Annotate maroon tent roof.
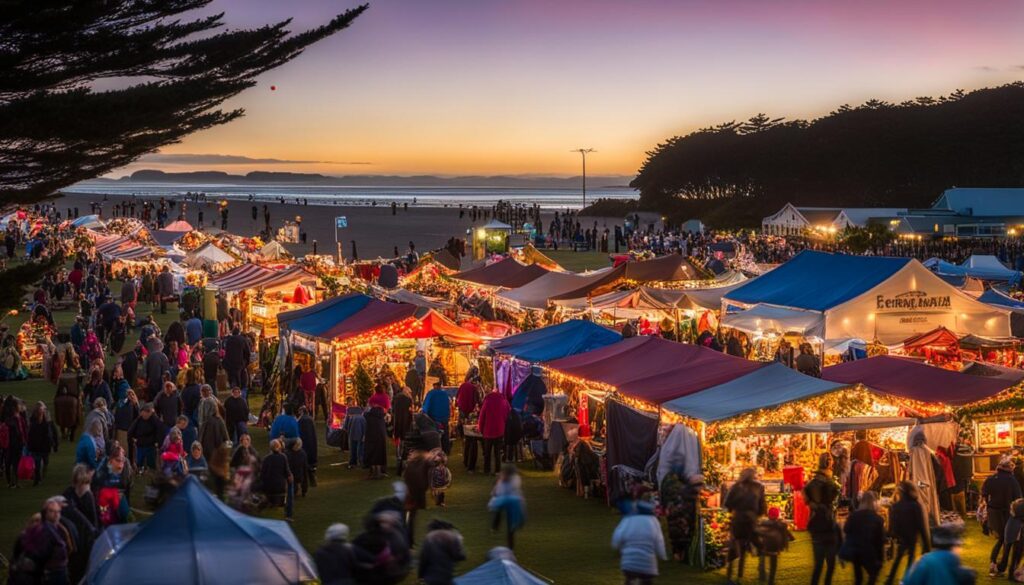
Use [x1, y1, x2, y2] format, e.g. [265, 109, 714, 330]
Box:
[453, 257, 550, 288]
[821, 356, 1013, 406]
[623, 254, 710, 282]
[322, 299, 418, 343]
[544, 335, 765, 404]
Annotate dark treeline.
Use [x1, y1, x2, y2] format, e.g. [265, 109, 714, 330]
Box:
[630, 82, 1024, 228]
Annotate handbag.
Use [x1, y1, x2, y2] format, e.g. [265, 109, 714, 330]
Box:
[17, 452, 36, 481]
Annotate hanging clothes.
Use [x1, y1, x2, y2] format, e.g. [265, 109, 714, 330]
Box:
[657, 424, 701, 487]
[908, 429, 941, 525]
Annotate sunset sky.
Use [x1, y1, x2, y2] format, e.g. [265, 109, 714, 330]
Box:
[123, 0, 1024, 178]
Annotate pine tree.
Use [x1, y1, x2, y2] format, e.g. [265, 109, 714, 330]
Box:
[0, 1, 367, 307]
[352, 361, 374, 406]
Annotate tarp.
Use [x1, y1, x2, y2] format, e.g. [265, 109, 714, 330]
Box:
[407, 310, 483, 345]
[926, 255, 1022, 284]
[149, 229, 187, 247]
[606, 399, 659, 501]
[958, 334, 1017, 350]
[902, 326, 960, 351]
[71, 214, 105, 230]
[487, 320, 621, 363]
[744, 416, 942, 436]
[454, 559, 548, 585]
[84, 476, 316, 585]
[386, 288, 448, 310]
[724, 251, 910, 311]
[961, 361, 1024, 383]
[431, 248, 461, 271]
[496, 268, 618, 310]
[183, 242, 236, 269]
[721, 304, 825, 337]
[661, 363, 847, 422]
[260, 240, 291, 260]
[453, 257, 550, 289]
[163, 219, 194, 232]
[979, 289, 1024, 310]
[209, 263, 277, 292]
[821, 355, 1014, 406]
[622, 254, 711, 282]
[279, 293, 417, 343]
[545, 336, 764, 404]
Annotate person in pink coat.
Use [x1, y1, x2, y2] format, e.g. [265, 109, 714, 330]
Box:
[477, 389, 510, 475]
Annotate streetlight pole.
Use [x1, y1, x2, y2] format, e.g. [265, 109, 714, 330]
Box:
[571, 148, 595, 208]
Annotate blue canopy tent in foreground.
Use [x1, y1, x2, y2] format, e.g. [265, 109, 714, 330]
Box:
[487, 319, 622, 363]
[661, 363, 848, 423]
[979, 288, 1024, 310]
[454, 558, 549, 585]
[85, 476, 317, 584]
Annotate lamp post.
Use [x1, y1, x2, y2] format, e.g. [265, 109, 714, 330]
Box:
[571, 148, 595, 208]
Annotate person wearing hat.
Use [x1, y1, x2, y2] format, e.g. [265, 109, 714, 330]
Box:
[315, 523, 356, 585]
[903, 524, 976, 585]
[612, 496, 667, 585]
[984, 456, 1023, 577]
[755, 507, 794, 585]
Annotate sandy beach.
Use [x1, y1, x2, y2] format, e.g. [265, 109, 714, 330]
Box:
[57, 192, 629, 261]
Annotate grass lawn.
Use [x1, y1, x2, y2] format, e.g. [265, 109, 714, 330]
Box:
[543, 249, 612, 273]
[0, 271, 998, 583]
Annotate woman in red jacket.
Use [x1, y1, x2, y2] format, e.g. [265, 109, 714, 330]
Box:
[477, 389, 510, 475]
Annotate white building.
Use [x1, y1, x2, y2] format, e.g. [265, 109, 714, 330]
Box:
[761, 203, 907, 236]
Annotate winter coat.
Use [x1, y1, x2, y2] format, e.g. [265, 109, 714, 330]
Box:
[477, 392, 510, 440]
[803, 472, 840, 543]
[417, 529, 466, 585]
[27, 417, 58, 454]
[127, 415, 164, 449]
[756, 518, 794, 554]
[890, 496, 931, 550]
[144, 352, 170, 396]
[153, 390, 183, 428]
[612, 514, 667, 577]
[363, 407, 389, 467]
[403, 456, 433, 511]
[315, 539, 358, 585]
[983, 469, 1023, 511]
[421, 388, 450, 425]
[198, 416, 230, 464]
[344, 407, 366, 442]
[298, 414, 318, 466]
[260, 451, 291, 496]
[724, 479, 767, 541]
[842, 508, 886, 570]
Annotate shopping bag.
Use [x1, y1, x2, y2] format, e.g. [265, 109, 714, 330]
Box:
[17, 454, 35, 481]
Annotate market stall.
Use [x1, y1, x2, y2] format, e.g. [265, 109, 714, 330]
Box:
[210, 263, 317, 335]
[724, 250, 1013, 344]
[278, 294, 482, 427]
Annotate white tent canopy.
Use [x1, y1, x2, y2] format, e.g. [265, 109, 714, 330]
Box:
[722, 303, 825, 337]
[260, 240, 291, 260]
[183, 242, 236, 269]
[495, 267, 615, 310]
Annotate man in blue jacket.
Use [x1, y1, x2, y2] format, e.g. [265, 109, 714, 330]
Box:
[421, 381, 451, 454]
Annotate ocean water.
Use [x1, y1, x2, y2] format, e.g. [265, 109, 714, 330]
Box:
[63, 182, 638, 210]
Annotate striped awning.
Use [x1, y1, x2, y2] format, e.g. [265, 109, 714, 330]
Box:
[94, 234, 153, 260]
[211, 263, 313, 293]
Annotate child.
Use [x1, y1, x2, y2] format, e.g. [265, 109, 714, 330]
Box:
[756, 506, 794, 585]
[488, 463, 525, 549]
[1002, 498, 1024, 581]
[431, 451, 452, 508]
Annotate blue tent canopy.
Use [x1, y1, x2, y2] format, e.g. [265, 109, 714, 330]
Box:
[85, 476, 317, 584]
[979, 288, 1024, 310]
[454, 559, 548, 585]
[724, 251, 910, 311]
[487, 320, 621, 363]
[661, 363, 848, 423]
[277, 293, 373, 338]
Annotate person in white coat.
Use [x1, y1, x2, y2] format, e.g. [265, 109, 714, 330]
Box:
[612, 500, 667, 585]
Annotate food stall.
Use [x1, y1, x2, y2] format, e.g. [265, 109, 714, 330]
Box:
[208, 263, 317, 336]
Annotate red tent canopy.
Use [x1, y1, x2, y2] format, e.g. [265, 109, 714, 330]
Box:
[405, 310, 482, 346]
[545, 335, 764, 404]
[821, 355, 1012, 406]
[453, 257, 550, 288]
[902, 326, 960, 352]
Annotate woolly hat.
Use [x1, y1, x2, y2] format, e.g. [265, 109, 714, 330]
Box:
[325, 523, 349, 542]
[768, 507, 781, 520]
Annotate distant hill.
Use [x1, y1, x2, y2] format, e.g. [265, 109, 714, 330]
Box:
[631, 82, 1024, 228]
[83, 170, 635, 189]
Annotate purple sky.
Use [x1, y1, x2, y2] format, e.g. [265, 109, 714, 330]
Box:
[125, 0, 1024, 177]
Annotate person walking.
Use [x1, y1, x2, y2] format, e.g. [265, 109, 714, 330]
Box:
[198, 406, 230, 468]
[297, 406, 318, 487]
[841, 491, 885, 585]
[422, 381, 451, 453]
[224, 386, 250, 443]
[127, 403, 163, 472]
[285, 438, 308, 521]
[26, 402, 59, 486]
[723, 467, 766, 583]
[755, 507, 794, 585]
[804, 466, 841, 585]
[477, 388, 510, 475]
[984, 456, 1023, 577]
[488, 463, 525, 549]
[885, 481, 931, 585]
[260, 438, 292, 511]
[903, 524, 977, 585]
[1001, 497, 1024, 582]
[417, 519, 466, 585]
[391, 386, 413, 473]
[343, 405, 366, 469]
[611, 499, 667, 585]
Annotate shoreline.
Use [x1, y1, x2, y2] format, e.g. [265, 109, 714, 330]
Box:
[56, 192, 630, 262]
